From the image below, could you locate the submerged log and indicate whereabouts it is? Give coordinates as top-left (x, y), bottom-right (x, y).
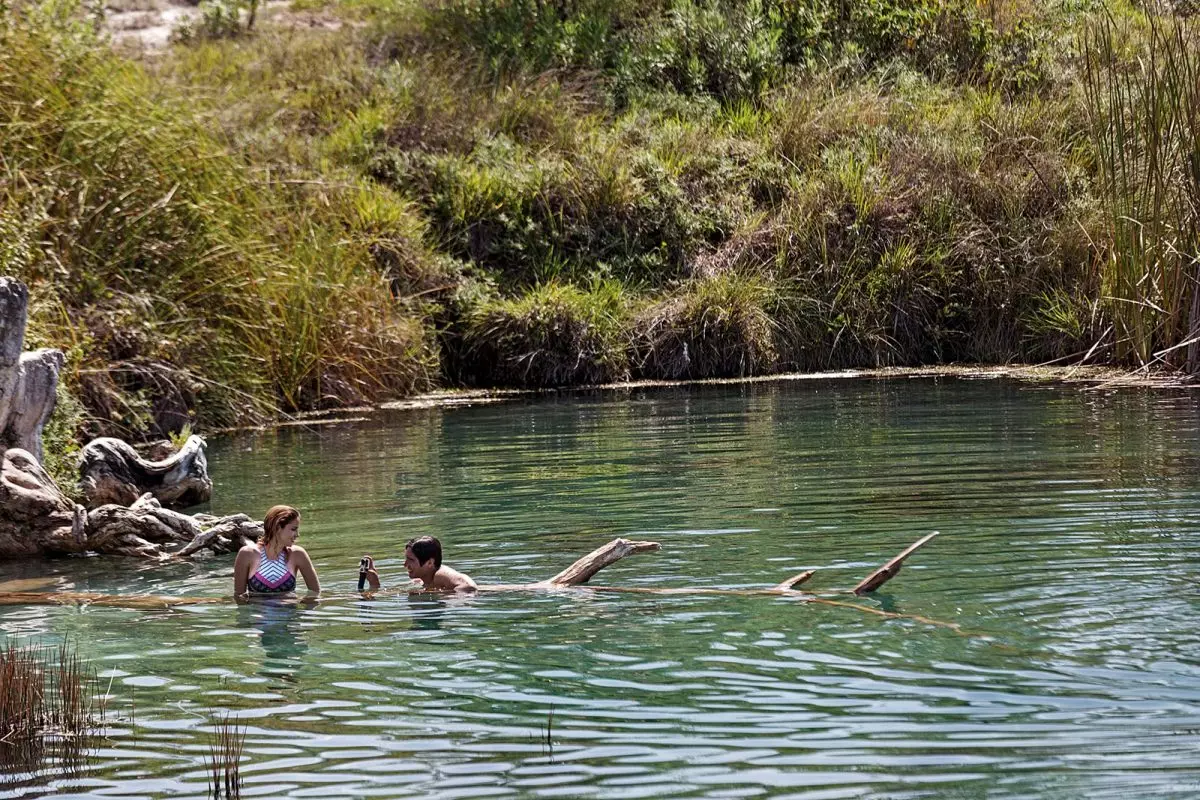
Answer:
top-left (0, 278), bottom-right (63, 463)
top-left (79, 435), bottom-right (212, 509)
top-left (0, 535), bottom-right (958, 629)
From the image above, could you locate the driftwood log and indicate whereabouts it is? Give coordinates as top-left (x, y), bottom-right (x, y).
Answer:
top-left (0, 447), bottom-right (255, 560)
top-left (0, 277), bottom-right (63, 463)
top-left (85, 492), bottom-right (259, 559)
top-left (79, 435), bottom-right (212, 509)
top-left (0, 448), bottom-right (87, 557)
top-left (852, 532), bottom-right (938, 595)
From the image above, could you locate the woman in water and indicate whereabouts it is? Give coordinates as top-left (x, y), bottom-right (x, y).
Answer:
top-left (234, 505), bottom-right (320, 598)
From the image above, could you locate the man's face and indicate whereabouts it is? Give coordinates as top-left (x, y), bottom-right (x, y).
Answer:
top-left (404, 546), bottom-right (429, 579)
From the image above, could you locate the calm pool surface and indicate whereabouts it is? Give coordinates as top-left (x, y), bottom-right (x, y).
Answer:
top-left (3, 377), bottom-right (1200, 799)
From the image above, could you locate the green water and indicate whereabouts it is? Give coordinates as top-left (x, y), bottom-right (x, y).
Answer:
top-left (4, 377), bottom-right (1200, 799)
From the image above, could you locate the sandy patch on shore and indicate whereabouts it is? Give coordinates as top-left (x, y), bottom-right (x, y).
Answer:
top-left (104, 0), bottom-right (340, 52)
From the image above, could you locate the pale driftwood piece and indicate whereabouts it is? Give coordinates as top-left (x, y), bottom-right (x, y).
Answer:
top-left (852, 532), bottom-right (939, 595)
top-left (773, 570), bottom-right (815, 591)
top-left (79, 435), bottom-right (212, 509)
top-left (176, 513), bottom-right (258, 557)
top-left (85, 491), bottom-right (200, 554)
top-left (541, 538), bottom-right (662, 586)
top-left (0, 448), bottom-right (88, 557)
top-left (87, 493), bottom-right (258, 559)
top-left (5, 349), bottom-right (64, 461)
top-left (0, 279), bottom-right (63, 463)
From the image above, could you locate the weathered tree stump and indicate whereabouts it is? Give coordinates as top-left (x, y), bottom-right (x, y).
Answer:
top-left (0, 448), bottom-right (87, 557)
top-left (0, 448), bottom-right (254, 560)
top-left (79, 435), bottom-right (212, 509)
top-left (0, 278), bottom-right (63, 463)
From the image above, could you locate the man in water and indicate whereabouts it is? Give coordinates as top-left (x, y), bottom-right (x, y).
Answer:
top-left (361, 536), bottom-right (478, 593)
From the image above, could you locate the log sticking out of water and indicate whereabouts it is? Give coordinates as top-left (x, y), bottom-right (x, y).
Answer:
top-left (851, 532), bottom-right (939, 595)
top-left (541, 538), bottom-right (662, 586)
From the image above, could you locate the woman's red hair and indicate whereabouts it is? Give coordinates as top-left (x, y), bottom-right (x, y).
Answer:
top-left (260, 505), bottom-right (300, 549)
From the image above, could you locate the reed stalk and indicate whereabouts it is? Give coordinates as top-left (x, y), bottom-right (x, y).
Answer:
top-left (206, 714), bottom-right (246, 799)
top-left (1082, 6), bottom-right (1200, 369)
top-left (0, 641), bottom-right (98, 783)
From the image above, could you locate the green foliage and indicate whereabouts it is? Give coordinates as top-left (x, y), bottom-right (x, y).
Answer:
top-left (172, 0), bottom-right (261, 43)
top-left (1082, 9), bottom-right (1200, 370)
top-left (42, 380), bottom-right (87, 501)
top-left (463, 281), bottom-right (632, 386)
top-left (634, 273), bottom-right (777, 378)
top-left (419, 0), bottom-right (1051, 105)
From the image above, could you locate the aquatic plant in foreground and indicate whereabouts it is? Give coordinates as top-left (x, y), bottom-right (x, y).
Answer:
top-left (0, 641), bottom-right (100, 785)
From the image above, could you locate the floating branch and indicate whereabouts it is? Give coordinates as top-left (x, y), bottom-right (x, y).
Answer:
top-left (851, 532), bottom-right (939, 595)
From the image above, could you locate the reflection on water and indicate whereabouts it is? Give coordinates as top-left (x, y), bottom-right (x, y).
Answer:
top-left (237, 599), bottom-right (311, 681)
top-left (3, 378), bottom-right (1200, 798)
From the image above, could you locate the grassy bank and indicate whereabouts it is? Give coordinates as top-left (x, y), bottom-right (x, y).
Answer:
top-left (2, 0), bottom-right (1198, 453)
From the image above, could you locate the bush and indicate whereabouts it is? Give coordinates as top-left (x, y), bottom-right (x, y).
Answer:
top-left (463, 281), bottom-right (631, 387)
top-left (633, 272), bottom-right (776, 378)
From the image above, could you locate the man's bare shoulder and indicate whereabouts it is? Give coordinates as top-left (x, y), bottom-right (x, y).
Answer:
top-left (433, 565), bottom-right (478, 592)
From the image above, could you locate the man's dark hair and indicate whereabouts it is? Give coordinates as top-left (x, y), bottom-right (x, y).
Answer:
top-left (406, 536), bottom-right (442, 569)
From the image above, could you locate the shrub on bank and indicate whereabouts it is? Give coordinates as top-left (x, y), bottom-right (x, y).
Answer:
top-left (463, 281), bottom-right (631, 387)
top-left (0, 5), bottom-right (435, 437)
top-left (633, 273), bottom-right (776, 379)
top-left (419, 0), bottom-right (1053, 105)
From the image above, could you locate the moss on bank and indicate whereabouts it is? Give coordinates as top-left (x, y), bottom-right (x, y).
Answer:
top-left (2, 0), bottom-right (1196, 448)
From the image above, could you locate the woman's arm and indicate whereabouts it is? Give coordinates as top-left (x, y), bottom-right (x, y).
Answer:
top-left (293, 547), bottom-right (321, 593)
top-left (233, 547), bottom-right (253, 598)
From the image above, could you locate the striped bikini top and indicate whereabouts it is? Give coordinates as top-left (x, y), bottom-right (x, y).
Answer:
top-left (248, 545), bottom-right (296, 593)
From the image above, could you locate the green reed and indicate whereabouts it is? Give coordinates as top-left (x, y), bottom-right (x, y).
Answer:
top-left (1082, 5), bottom-right (1200, 370)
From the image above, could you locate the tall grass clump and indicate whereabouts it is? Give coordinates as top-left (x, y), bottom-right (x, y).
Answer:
top-left (462, 281), bottom-right (631, 386)
top-left (0, 641), bottom-right (100, 782)
top-left (633, 272), bottom-right (776, 378)
top-left (1082, 6), bottom-right (1200, 370)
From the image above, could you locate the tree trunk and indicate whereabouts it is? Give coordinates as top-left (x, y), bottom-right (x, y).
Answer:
top-left (0, 447), bottom-right (253, 560)
top-left (0, 278), bottom-right (62, 463)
